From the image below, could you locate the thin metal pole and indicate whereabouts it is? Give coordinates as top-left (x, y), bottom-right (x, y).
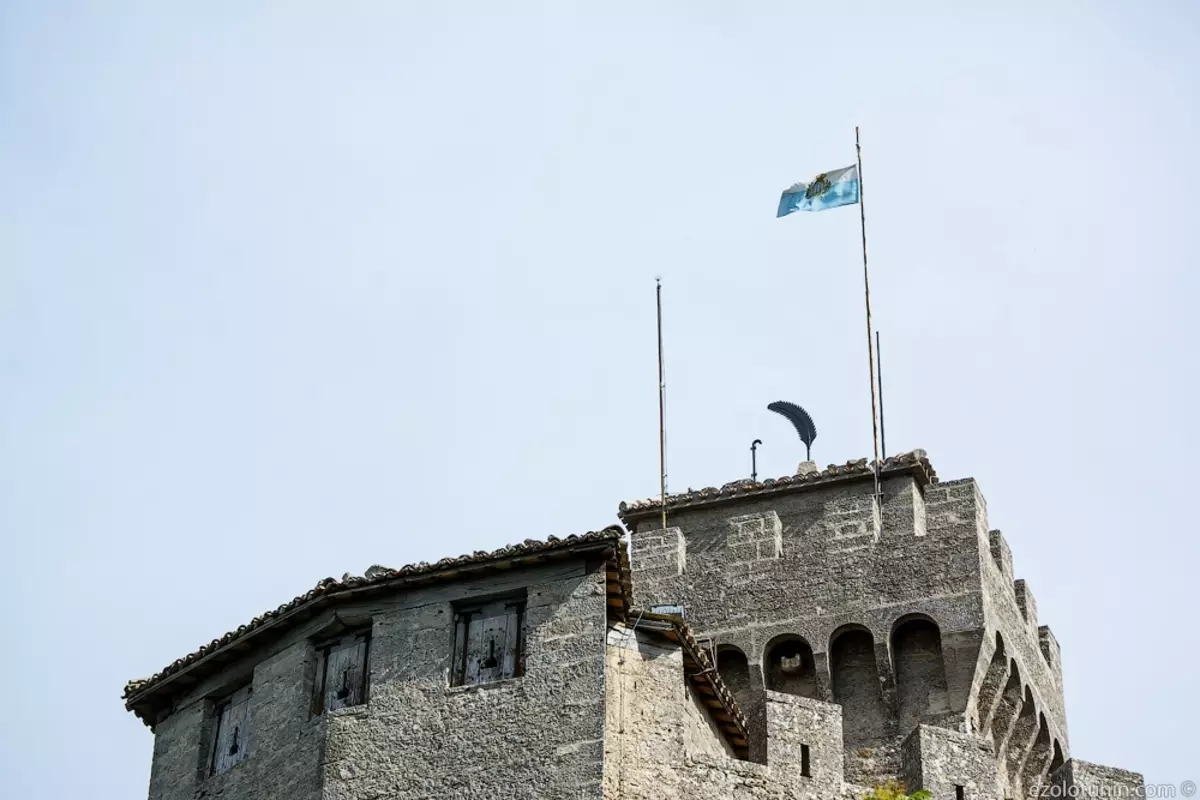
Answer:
top-left (856, 127), bottom-right (882, 504)
top-left (751, 439), bottom-right (762, 482)
top-left (877, 330), bottom-right (887, 460)
top-left (656, 278), bottom-right (668, 530)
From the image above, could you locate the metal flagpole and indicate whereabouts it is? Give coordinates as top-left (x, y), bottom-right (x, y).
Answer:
top-left (877, 330), bottom-right (887, 460)
top-left (855, 127), bottom-right (883, 505)
top-left (656, 278), bottom-right (668, 530)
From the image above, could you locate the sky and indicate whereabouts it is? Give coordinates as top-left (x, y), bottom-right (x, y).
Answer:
top-left (2, 2), bottom-right (1197, 796)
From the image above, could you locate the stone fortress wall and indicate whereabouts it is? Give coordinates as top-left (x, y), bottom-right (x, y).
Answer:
top-left (137, 559), bottom-right (612, 800)
top-left (619, 452), bottom-right (1112, 799)
top-left (125, 451), bottom-right (1146, 800)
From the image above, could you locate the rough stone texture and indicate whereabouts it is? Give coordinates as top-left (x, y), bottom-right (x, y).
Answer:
top-left (131, 455), bottom-right (1146, 800)
top-left (901, 725), bottom-right (1002, 800)
top-left (144, 637), bottom-right (325, 800)
top-left (764, 690), bottom-right (845, 790)
top-left (625, 464), bottom-right (1137, 799)
top-left (604, 623), bottom-right (848, 800)
top-left (139, 559), bottom-right (609, 800)
top-left (146, 703), bottom-right (206, 800)
top-left (1049, 759), bottom-right (1147, 799)
top-left (323, 561), bottom-right (609, 799)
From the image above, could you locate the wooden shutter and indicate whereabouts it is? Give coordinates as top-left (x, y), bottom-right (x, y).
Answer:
top-left (320, 631), bottom-right (370, 712)
top-left (210, 686), bottom-right (252, 775)
top-left (500, 600), bottom-right (523, 679)
top-left (451, 610), bottom-right (475, 686)
top-left (454, 599), bottom-right (524, 687)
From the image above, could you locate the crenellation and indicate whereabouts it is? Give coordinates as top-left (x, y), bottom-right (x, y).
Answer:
top-left (882, 476), bottom-right (927, 537)
top-left (1014, 579), bottom-right (1038, 631)
top-left (727, 510), bottom-right (784, 564)
top-left (989, 530), bottom-right (1014, 585)
top-left (631, 525), bottom-right (686, 575)
top-left (1038, 625), bottom-right (1062, 680)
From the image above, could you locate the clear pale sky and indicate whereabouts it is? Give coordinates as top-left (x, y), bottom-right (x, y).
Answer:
top-left (2, 3), bottom-right (1196, 796)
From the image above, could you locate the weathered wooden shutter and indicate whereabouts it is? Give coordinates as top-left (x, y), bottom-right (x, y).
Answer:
top-left (451, 610), bottom-right (475, 687)
top-left (453, 599), bottom-right (524, 687)
top-left (500, 600), bottom-right (523, 679)
top-left (210, 686), bottom-right (252, 775)
top-left (320, 632), bottom-right (370, 712)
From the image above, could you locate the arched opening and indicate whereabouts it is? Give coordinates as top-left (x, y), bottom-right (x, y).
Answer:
top-left (991, 662), bottom-right (1023, 746)
top-left (830, 626), bottom-right (888, 744)
top-left (892, 616), bottom-right (951, 732)
top-left (764, 635), bottom-right (817, 698)
top-left (1005, 688), bottom-right (1038, 780)
top-left (1048, 741), bottom-right (1065, 775)
top-left (976, 633), bottom-right (1007, 730)
top-left (1021, 714), bottom-right (1054, 790)
top-left (715, 643), bottom-right (766, 764)
top-left (716, 645), bottom-right (752, 708)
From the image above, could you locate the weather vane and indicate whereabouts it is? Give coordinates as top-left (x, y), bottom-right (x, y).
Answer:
top-left (767, 401), bottom-right (817, 462)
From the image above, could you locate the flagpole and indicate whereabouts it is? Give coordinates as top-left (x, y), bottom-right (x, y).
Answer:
top-left (855, 126), bottom-right (883, 505)
top-left (656, 278), bottom-right (668, 530)
top-left (877, 330), bottom-right (887, 460)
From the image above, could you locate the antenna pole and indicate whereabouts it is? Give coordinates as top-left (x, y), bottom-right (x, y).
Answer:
top-left (856, 126), bottom-right (883, 506)
top-left (751, 439), bottom-right (762, 482)
top-left (876, 330), bottom-right (887, 460)
top-left (656, 278), bottom-right (668, 530)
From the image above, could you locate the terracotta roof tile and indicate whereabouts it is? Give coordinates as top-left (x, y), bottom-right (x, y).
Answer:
top-left (618, 449), bottom-right (936, 523)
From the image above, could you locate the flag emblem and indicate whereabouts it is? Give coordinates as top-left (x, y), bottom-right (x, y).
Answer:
top-left (805, 173), bottom-right (831, 199)
top-left (777, 164), bottom-right (860, 216)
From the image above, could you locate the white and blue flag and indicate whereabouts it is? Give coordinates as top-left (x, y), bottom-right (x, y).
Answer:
top-left (777, 164), bottom-right (860, 217)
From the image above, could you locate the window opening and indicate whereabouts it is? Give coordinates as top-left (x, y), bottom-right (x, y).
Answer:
top-left (314, 628), bottom-right (371, 713)
top-left (452, 596), bottom-right (525, 687)
top-left (209, 685), bottom-right (252, 776)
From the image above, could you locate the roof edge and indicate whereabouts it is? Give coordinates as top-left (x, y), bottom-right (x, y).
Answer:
top-left (124, 526), bottom-right (627, 723)
top-left (618, 449), bottom-right (936, 525)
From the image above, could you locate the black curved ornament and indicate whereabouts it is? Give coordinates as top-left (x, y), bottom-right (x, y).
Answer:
top-left (767, 401), bottom-right (817, 461)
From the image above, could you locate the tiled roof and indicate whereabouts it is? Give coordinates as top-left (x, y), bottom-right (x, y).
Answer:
top-left (618, 449), bottom-right (937, 523)
top-left (123, 526), bottom-right (630, 725)
top-left (629, 610), bottom-right (750, 760)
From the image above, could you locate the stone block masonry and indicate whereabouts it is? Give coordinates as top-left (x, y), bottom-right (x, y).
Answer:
top-left (619, 451), bottom-right (1138, 800)
top-left (124, 451), bottom-right (1145, 800)
top-left (323, 562), bottom-right (609, 799)
top-left (145, 635), bottom-right (326, 800)
top-left (630, 526), bottom-right (685, 576)
top-left (605, 622), bottom-right (847, 800)
top-left (130, 553), bottom-right (613, 800)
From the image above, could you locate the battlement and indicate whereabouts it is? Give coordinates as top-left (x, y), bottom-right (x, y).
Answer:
top-left (621, 450), bottom-right (1067, 795)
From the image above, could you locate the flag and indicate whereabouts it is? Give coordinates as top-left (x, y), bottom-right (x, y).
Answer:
top-left (776, 164), bottom-right (859, 217)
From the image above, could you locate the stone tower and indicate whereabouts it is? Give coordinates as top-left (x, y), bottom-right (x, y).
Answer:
top-left (123, 449), bottom-right (1144, 800)
top-left (619, 450), bottom-right (1079, 797)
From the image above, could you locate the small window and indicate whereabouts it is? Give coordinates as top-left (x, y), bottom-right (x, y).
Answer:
top-left (800, 743), bottom-right (811, 777)
top-left (314, 629), bottom-right (371, 713)
top-left (209, 685), bottom-right (252, 776)
top-left (956, 786), bottom-right (965, 800)
top-left (451, 596), bottom-right (525, 687)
